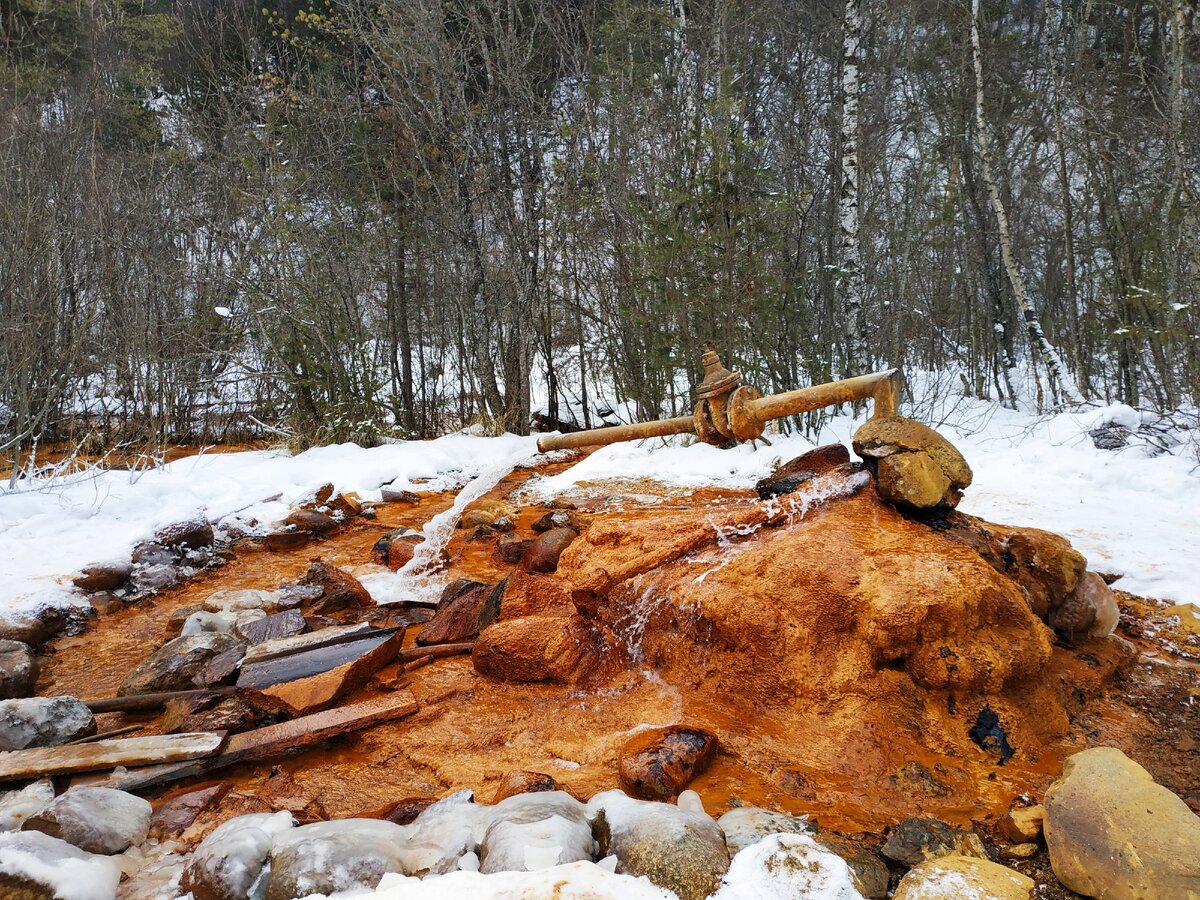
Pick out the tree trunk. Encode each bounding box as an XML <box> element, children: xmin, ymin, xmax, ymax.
<box><xmin>839</xmin><ymin>0</ymin><xmax>869</xmax><ymax>378</ymax></box>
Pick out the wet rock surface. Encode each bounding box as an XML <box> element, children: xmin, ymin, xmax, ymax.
<box><xmin>1044</xmin><ymin>746</ymin><xmax>1200</xmax><ymax>899</ymax></box>
<box><xmin>300</xmin><ymin>560</ymin><xmax>374</xmax><ymax>613</ymax></box>
<box><xmin>0</xmin><ymin>781</ymin><xmax>54</xmax><ymax>832</ymax></box>
<box><xmin>756</xmin><ymin>444</ymin><xmax>852</xmax><ymax>499</ymax></box>
<box><xmin>265</xmin><ymin>819</ymin><xmax>410</xmax><ymax>899</ymax></box>
<box><xmin>618</xmin><ymin>725</ymin><xmax>719</xmax><ymax>800</ymax></box>
<box><xmin>892</xmin><ymin>854</ymin><xmax>1033</xmax><ymax>899</ymax></box>
<box><xmin>0</xmin><ymin>640</ymin><xmax>38</xmax><ymax>700</ymax></box>
<box><xmin>416</xmin><ymin>579</ymin><xmax>489</xmax><ymax>646</ymax></box>
<box><xmin>473</xmin><ymin>614</ymin><xmax>621</xmax><ymax>685</ymax></box>
<box><xmin>0</xmin><ymin>696</ymin><xmax>95</xmax><ymax>750</ymax></box>
<box><xmin>119</xmin><ymin>631</ymin><xmax>242</xmax><ymax>695</ymax></box>
<box><xmin>181</xmin><ymin>811</ymin><xmax>297</xmax><ymax>900</ymax></box>
<box><xmin>21</xmin><ymin>786</ymin><xmax>151</xmax><ymax>854</ymax></box>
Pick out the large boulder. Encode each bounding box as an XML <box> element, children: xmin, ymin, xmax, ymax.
<box><xmin>21</xmin><ymin>787</ymin><xmax>151</xmax><ymax>854</ymax></box>
<box><xmin>0</xmin><ymin>697</ymin><xmax>95</xmax><ymax>751</ymax></box>
<box><xmin>618</xmin><ymin>726</ymin><xmax>718</xmax><ymax>800</ymax></box>
<box><xmin>265</xmin><ymin>819</ymin><xmax>410</xmax><ymax>900</ymax></box>
<box><xmin>892</xmin><ymin>855</ymin><xmax>1033</xmax><ymax>899</ymax></box>
<box><xmin>875</xmin><ymin>451</ymin><xmax>952</xmax><ymax>510</ymax></box>
<box><xmin>0</xmin><ymin>831</ymin><xmax>122</xmax><ymax>900</ymax></box>
<box><xmin>181</xmin><ymin>811</ymin><xmax>296</xmax><ymax>900</ymax></box>
<box><xmin>118</xmin><ymin>632</ymin><xmax>241</xmax><ymax>695</ymax></box>
<box><xmin>497</xmin><ymin>572</ymin><xmax>576</xmax><ymax>620</ymax></box>
<box><xmin>1043</xmin><ymin>747</ymin><xmax>1200</xmax><ymax>899</ymax></box>
<box><xmin>588</xmin><ymin>790</ymin><xmax>730</xmax><ymax>900</ymax></box>
<box><xmin>0</xmin><ymin>640</ymin><xmax>38</xmax><ymax>700</ymax></box>
<box><xmin>473</xmin><ymin>615</ymin><xmax>622</xmax><ymax>686</ymax></box>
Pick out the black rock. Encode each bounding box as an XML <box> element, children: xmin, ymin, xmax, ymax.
<box><xmin>968</xmin><ymin>705</ymin><xmax>1015</xmax><ymax>764</ymax></box>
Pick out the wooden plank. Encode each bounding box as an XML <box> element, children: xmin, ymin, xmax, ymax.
<box><xmin>67</xmin><ymin>725</ymin><xmax>144</xmax><ymax>744</ymax></box>
<box><xmin>0</xmin><ymin>732</ymin><xmax>226</xmax><ymax>783</ymax></box>
<box><xmin>216</xmin><ymin>691</ymin><xmax>417</xmax><ymax>768</ymax></box>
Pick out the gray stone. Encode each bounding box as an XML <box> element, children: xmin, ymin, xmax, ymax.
<box><xmin>72</xmin><ymin>562</ymin><xmax>132</xmax><ymax>593</ymax></box>
<box><xmin>717</xmin><ymin>807</ymin><xmax>812</xmax><ymax>856</ymax></box>
<box><xmin>131</xmin><ymin>542</ymin><xmax>177</xmax><ymax>567</ymax></box>
<box><xmin>22</xmin><ymin>787</ymin><xmax>151</xmax><ymax>854</ymax></box>
<box><xmin>0</xmin><ymin>697</ymin><xmax>95</xmax><ymax>751</ymax></box>
<box><xmin>118</xmin><ymin>632</ymin><xmax>241</xmax><ymax>695</ymax></box>
<box><xmin>133</xmin><ymin>563</ymin><xmax>181</xmax><ymax>593</ymax></box>
<box><xmin>265</xmin><ymin>819</ymin><xmax>410</xmax><ymax>900</ymax></box>
<box><xmin>0</xmin><ymin>640</ymin><xmax>38</xmax><ymax>700</ymax></box>
<box><xmin>156</xmin><ymin>519</ymin><xmax>214</xmax><ymax>549</ymax></box>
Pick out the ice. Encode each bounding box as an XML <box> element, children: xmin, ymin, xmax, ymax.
<box><xmin>28</xmin><ymin>786</ymin><xmax>152</xmax><ymax>855</ymax></box>
<box><xmin>369</xmin><ymin>860</ymin><xmax>676</xmax><ymax>898</ymax></box>
<box><xmin>711</xmin><ymin>833</ymin><xmax>864</xmax><ymax>899</ymax></box>
<box><xmin>0</xmin><ymin>779</ymin><xmax>54</xmax><ymax>832</ymax></box>
<box><xmin>182</xmin><ymin>811</ymin><xmax>296</xmax><ymax>900</ymax></box>
<box><xmin>478</xmin><ymin>792</ymin><xmax>594</xmax><ymax>874</ymax></box>
<box><xmin>0</xmin><ymin>830</ymin><xmax>123</xmax><ymax>900</ymax></box>
<box><xmin>398</xmin><ymin>790</ymin><xmax>492</xmax><ymax>875</ymax></box>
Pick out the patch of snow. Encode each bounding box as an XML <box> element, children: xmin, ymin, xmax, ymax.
<box><xmin>0</xmin><ymin>830</ymin><xmax>123</xmax><ymax>900</ymax></box>
<box><xmin>712</xmin><ymin>833</ymin><xmax>864</xmax><ymax>899</ymax></box>
<box><xmin>368</xmin><ymin>861</ymin><xmax>676</xmax><ymax>898</ymax></box>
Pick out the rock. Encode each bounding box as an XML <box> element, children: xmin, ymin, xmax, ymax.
<box><xmin>589</xmin><ymin>789</ymin><xmax>730</xmax><ymax>900</ymax></box>
<box><xmin>238</xmin><ymin>609</ymin><xmax>307</xmax><ymax>645</ymax></box>
<box><xmin>881</xmin><ymin>817</ymin><xmax>982</xmax><ymax>867</ymax></box>
<box><xmin>892</xmin><ymin>855</ymin><xmax>1033</xmax><ymax>899</ymax></box>
<box><xmin>0</xmin><ymin>610</ymin><xmax>65</xmax><ymax>648</ymax></box>
<box><xmin>203</xmin><ymin>642</ymin><xmax>247</xmax><ymax>686</ymax></box>
<box><xmin>181</xmin><ymin>811</ymin><xmax>296</xmax><ymax>900</ymax></box>
<box><xmin>531</xmin><ymin>510</ymin><xmax>587</xmax><ymax>533</ymax></box>
<box><xmin>1050</xmin><ymin>570</ymin><xmax>1120</xmax><ymax>641</ymax></box>
<box><xmin>1002</xmin><ymin>804</ymin><xmax>1044</xmax><ymax>844</ymax></box>
<box><xmin>473</xmin><ymin>615</ymin><xmax>622</xmax><ymax>685</ymax></box>
<box><xmin>399</xmin><ymin>789</ymin><xmax>491</xmax><ymax>875</ymax></box>
<box><xmin>372</xmin><ymin>796</ymin><xmax>435</xmax><ymax>825</ymax></box>
<box><xmin>0</xmin><ymin>640</ymin><xmax>38</xmax><ymax>700</ymax></box>
<box><xmin>756</xmin><ymin>444</ymin><xmax>852</xmax><ymax>500</ymax></box>
<box><xmin>327</xmin><ymin>492</ymin><xmax>362</xmax><ymax>517</ymax></box>
<box><xmin>284</xmin><ymin>509</ymin><xmax>336</xmax><ymax>534</ymax></box>
<box><xmin>817</xmin><ymin>834</ymin><xmax>891</xmax><ymax>899</ymax></box>
<box><xmin>1091</xmin><ymin>423</ymin><xmax>1130</xmax><ymax>450</ymax></box>
<box><xmin>133</xmin><ymin>563</ymin><xmax>181</xmax><ymax>593</ymax></box>
<box><xmin>118</xmin><ymin>632</ymin><xmax>241</xmax><ymax>695</ymax></box>
<box><xmin>875</xmin><ymin>451</ymin><xmax>954</xmax><ymax>509</ymax></box>
<box><xmin>387</xmin><ymin>531</ymin><xmax>424</xmax><ymax>569</ymax></box>
<box><xmin>88</xmin><ymin>593</ymin><xmax>122</xmax><ymax>616</ymax></box>
<box><xmin>618</xmin><ymin>726</ymin><xmax>718</xmax><ymax>800</ymax></box>
<box><xmin>523</xmin><ymin>527</ymin><xmax>578</xmax><ymax>573</ymax></box>
<box><xmin>1043</xmin><ymin>746</ymin><xmax>1200</xmax><ymax>899</ymax></box>
<box><xmin>719</xmin><ymin>832</ymin><xmax>866</xmax><ymax>899</ymax></box>
<box><xmin>416</xmin><ymin>580</ymin><xmax>490</xmax><ymax>646</ymax></box>
<box><xmin>202</xmin><ymin>589</ymin><xmax>277</xmax><ymax>614</ymax></box>
<box><xmin>478</xmin><ymin>791</ymin><xmax>594</xmax><ymax>874</ymax></box>
<box><xmin>156</xmin><ymin>519</ymin><xmax>214</xmax><ymax>549</ymax></box>
<box><xmin>853</xmin><ymin>416</ymin><xmax>973</xmax><ymax>490</ymax></box>
<box><xmin>493</xmin><ymin>771</ymin><xmax>560</xmax><ymax>803</ymax></box>
<box><xmin>300</xmin><ymin>561</ymin><xmax>374</xmax><ymax>614</ymax></box>
<box><xmin>717</xmin><ymin>807</ymin><xmax>811</xmax><ymax>856</ymax></box>
<box><xmin>0</xmin><ymin>831</ymin><xmax>122</xmax><ymax>899</ymax></box>
<box><xmin>301</xmin><ymin>482</ymin><xmax>335</xmax><ymax>507</ymax></box>
<box><xmin>149</xmin><ymin>784</ymin><xmax>231</xmax><ymax>838</ymax></box>
<box><xmin>461</xmin><ymin>509</ymin><xmax>498</xmax><ymax>529</ymax></box>
<box><xmin>161</xmin><ymin>689</ymin><xmax>292</xmax><ymax>734</ymax></box>
<box><xmin>131</xmin><ymin>541</ymin><xmax>177</xmax><ymax>567</ymax></box>
<box><xmin>493</xmin><ymin>536</ymin><xmax>533</xmax><ymax>566</ymax></box>
<box><xmin>497</xmin><ymin>571</ymin><xmax>575</xmax><ymax>620</ymax></box>
<box><xmin>181</xmin><ymin>609</ymin><xmax>265</xmax><ymax>637</ymax></box>
<box><xmin>21</xmin><ymin>787</ymin><xmax>151</xmax><ymax>854</ymax></box>
<box><xmin>264</xmin><ymin>530</ymin><xmax>308</xmax><ymax>551</ymax></box>
<box><xmin>0</xmin><ymin>781</ymin><xmax>54</xmax><ymax>833</ymax></box>
<box><xmin>1000</xmin><ymin>842</ymin><xmax>1039</xmax><ymax>860</ymax></box>
<box><xmin>464</xmin><ymin>524</ymin><xmax>496</xmax><ymax>542</ymax></box>
<box><xmin>276</xmin><ymin>582</ymin><xmax>324</xmax><ymax>608</ymax></box>
<box><xmin>381</xmin><ymin>487</ymin><xmax>421</xmax><ymax>504</ymax></box>
<box><xmin>72</xmin><ymin>562</ymin><xmax>132</xmax><ymax>593</ymax></box>
<box><xmin>0</xmin><ymin>697</ymin><xmax>95</xmax><ymax>750</ymax></box>
<box><xmin>265</xmin><ymin>819</ymin><xmax>410</xmax><ymax>900</ymax></box>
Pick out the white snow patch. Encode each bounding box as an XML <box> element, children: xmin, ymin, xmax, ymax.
<box><xmin>368</xmin><ymin>861</ymin><xmax>676</xmax><ymax>898</ymax></box>
<box><xmin>712</xmin><ymin>833</ymin><xmax>864</xmax><ymax>899</ymax></box>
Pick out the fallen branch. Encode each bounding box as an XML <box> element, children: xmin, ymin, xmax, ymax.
<box><xmin>84</xmin><ymin>687</ymin><xmax>238</xmax><ymax>714</ymax></box>
<box><xmin>68</xmin><ymin>725</ymin><xmax>144</xmax><ymax>744</ymax></box>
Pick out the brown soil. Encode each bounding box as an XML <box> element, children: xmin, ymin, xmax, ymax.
<box><xmin>33</xmin><ymin>461</ymin><xmax>1200</xmax><ymax>854</ymax></box>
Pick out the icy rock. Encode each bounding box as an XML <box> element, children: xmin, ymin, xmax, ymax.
<box><xmin>493</xmin><ymin>771</ymin><xmax>560</xmax><ymax>803</ymax></box>
<box><xmin>0</xmin><ymin>610</ymin><xmax>65</xmax><ymax>648</ymax></box>
<box><xmin>712</xmin><ymin>833</ymin><xmax>865</xmax><ymax>900</ymax></box>
<box><xmin>717</xmin><ymin>807</ymin><xmax>811</xmax><ymax>856</ymax></box>
<box><xmin>22</xmin><ymin>787</ymin><xmax>151</xmax><ymax>854</ymax></box>
<box><xmin>131</xmin><ymin>542</ymin><xmax>178</xmax><ymax>567</ymax></box>
<box><xmin>118</xmin><ymin>632</ymin><xmax>241</xmax><ymax>695</ymax></box>
<box><xmin>618</xmin><ymin>725</ymin><xmax>718</xmax><ymax>800</ymax></box>
<box><xmin>181</xmin><ymin>609</ymin><xmax>266</xmax><ymax>637</ymax></box>
<box><xmin>156</xmin><ymin>519</ymin><xmax>214</xmax><ymax>549</ymax></box>
<box><xmin>1044</xmin><ymin>746</ymin><xmax>1200</xmax><ymax>899</ymax></box>
<box><xmin>892</xmin><ymin>854</ymin><xmax>1033</xmax><ymax>899</ymax></box>
<box><xmin>0</xmin><ymin>830</ymin><xmax>123</xmax><ymax>900</ymax></box>
<box><xmin>1050</xmin><ymin>570</ymin><xmax>1120</xmax><ymax>641</ymax></box>
<box><xmin>0</xmin><ymin>696</ymin><xmax>95</xmax><ymax>750</ymax></box>
<box><xmin>180</xmin><ymin>811</ymin><xmax>296</xmax><ymax>900</ymax></box>
<box><xmin>479</xmin><ymin>791</ymin><xmax>594</xmax><ymax>874</ymax></box>
<box><xmin>0</xmin><ymin>640</ymin><xmax>38</xmax><ymax>700</ymax></box>
<box><xmin>399</xmin><ymin>790</ymin><xmax>492</xmax><ymax>876</ymax></box>
<box><xmin>133</xmin><ymin>564</ymin><xmax>181</xmax><ymax>593</ymax></box>
<box><xmin>371</xmin><ymin>860</ymin><xmax>677</xmax><ymax>898</ymax></box>
<box><xmin>0</xmin><ymin>781</ymin><xmax>55</xmax><ymax>832</ymax></box>
<box><xmin>72</xmin><ymin>562</ymin><xmax>132</xmax><ymax>593</ymax></box>
<box><xmin>265</xmin><ymin>819</ymin><xmax>410</xmax><ymax>900</ymax></box>
<box><xmin>202</xmin><ymin>589</ymin><xmax>278</xmax><ymax>615</ymax></box>
<box><xmin>588</xmin><ymin>789</ymin><xmax>730</xmax><ymax>900</ymax></box>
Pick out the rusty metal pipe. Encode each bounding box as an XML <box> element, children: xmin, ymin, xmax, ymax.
<box><xmin>536</xmin><ymin>367</ymin><xmax>901</xmax><ymax>453</ymax></box>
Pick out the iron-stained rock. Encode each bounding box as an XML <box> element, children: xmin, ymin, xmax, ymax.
<box><xmin>618</xmin><ymin>726</ymin><xmax>718</xmax><ymax>800</ymax></box>
<box><xmin>118</xmin><ymin>632</ymin><xmax>241</xmax><ymax>695</ymax></box>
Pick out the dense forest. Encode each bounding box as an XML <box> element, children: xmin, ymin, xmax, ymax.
<box><xmin>1</xmin><ymin>0</ymin><xmax>1196</xmax><ymax>457</ymax></box>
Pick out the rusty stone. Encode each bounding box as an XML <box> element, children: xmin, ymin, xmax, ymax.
<box><xmin>618</xmin><ymin>726</ymin><xmax>718</xmax><ymax>800</ymax></box>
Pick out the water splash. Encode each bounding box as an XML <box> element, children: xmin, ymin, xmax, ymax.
<box><xmin>385</xmin><ymin>444</ymin><xmax>538</xmax><ymax>604</ymax></box>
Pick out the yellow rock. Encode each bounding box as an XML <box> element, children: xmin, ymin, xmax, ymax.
<box><xmin>853</xmin><ymin>416</ymin><xmax>973</xmax><ymax>489</ymax></box>
<box><xmin>1044</xmin><ymin>746</ymin><xmax>1200</xmax><ymax>899</ymax></box>
<box><xmin>876</xmin><ymin>451</ymin><xmax>952</xmax><ymax>509</ymax></box>
<box><xmin>1002</xmin><ymin>804</ymin><xmax>1044</xmax><ymax>843</ymax></box>
<box><xmin>893</xmin><ymin>855</ymin><xmax>1033</xmax><ymax>899</ymax></box>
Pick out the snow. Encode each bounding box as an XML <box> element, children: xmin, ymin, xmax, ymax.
<box><xmin>711</xmin><ymin>833</ymin><xmax>864</xmax><ymax>900</ymax></box>
<box><xmin>2</xmin><ymin>392</ymin><xmax>1196</xmax><ymax>620</ymax></box>
<box><xmin>0</xmin><ymin>779</ymin><xmax>54</xmax><ymax>832</ymax></box>
<box><xmin>0</xmin><ymin>830</ymin><xmax>123</xmax><ymax>900</ymax></box>
<box><xmin>367</xmin><ymin>861</ymin><xmax>676</xmax><ymax>898</ymax></box>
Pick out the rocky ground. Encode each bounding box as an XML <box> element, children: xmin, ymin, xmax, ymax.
<box><xmin>1</xmin><ymin>419</ymin><xmax>1198</xmax><ymax>899</ymax></box>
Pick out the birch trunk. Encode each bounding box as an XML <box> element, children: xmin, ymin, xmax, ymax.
<box><xmin>839</xmin><ymin>0</ymin><xmax>869</xmax><ymax>378</ymax></box>
<box><xmin>970</xmin><ymin>0</ymin><xmax>1084</xmax><ymax>405</ymax></box>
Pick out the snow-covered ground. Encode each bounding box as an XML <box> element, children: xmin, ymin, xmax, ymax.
<box><xmin>1</xmin><ymin>396</ymin><xmax>1196</xmax><ymax>619</ymax></box>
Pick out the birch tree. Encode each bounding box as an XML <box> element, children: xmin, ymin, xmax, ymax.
<box><xmin>970</xmin><ymin>0</ymin><xmax>1083</xmax><ymax>406</ymax></box>
<box><xmin>839</xmin><ymin>0</ymin><xmax>869</xmax><ymax>378</ymax></box>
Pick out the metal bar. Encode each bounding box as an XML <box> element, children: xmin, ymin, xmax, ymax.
<box><xmin>536</xmin><ymin>415</ymin><xmax>696</xmax><ymax>453</ymax></box>
<box><xmin>747</xmin><ymin>369</ymin><xmax>900</xmax><ymax>421</ymax></box>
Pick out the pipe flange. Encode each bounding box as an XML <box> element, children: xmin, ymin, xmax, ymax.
<box><xmin>728</xmin><ymin>385</ymin><xmax>765</xmax><ymax>442</ymax></box>
<box><xmin>694</xmin><ymin>399</ymin><xmax>731</xmax><ymax>447</ymax></box>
